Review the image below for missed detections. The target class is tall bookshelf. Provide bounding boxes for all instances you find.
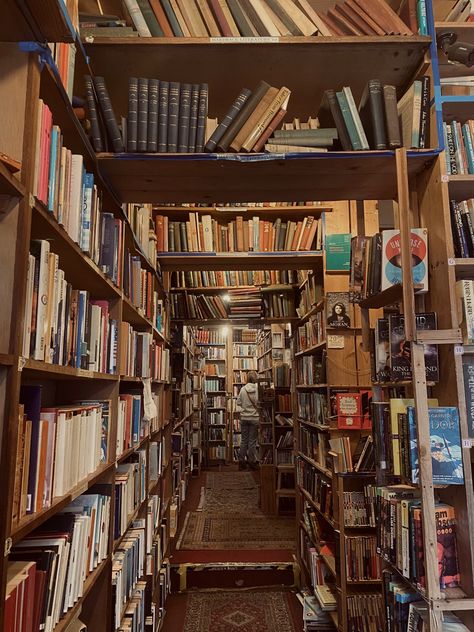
[3,0,474,629]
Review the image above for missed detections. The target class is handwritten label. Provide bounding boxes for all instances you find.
[4,537,12,557]
[463,438,473,449]
[18,356,26,372]
[455,345,464,356]
[328,335,344,349]
[29,193,35,208]
[210,36,279,43]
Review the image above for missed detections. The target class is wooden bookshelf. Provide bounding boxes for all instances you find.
[158,251,323,271]
[1,0,75,42]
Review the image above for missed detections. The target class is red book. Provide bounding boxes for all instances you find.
[149,0,175,36]
[252,108,287,153]
[208,0,233,36]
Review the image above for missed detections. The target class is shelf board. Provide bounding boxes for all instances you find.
[174,317,298,325]
[294,340,326,357]
[358,283,405,309]
[298,452,332,479]
[441,95,474,123]
[0,160,24,201]
[170,284,297,293]
[10,462,114,543]
[87,35,429,132]
[296,383,328,389]
[0,353,15,366]
[297,299,325,325]
[1,0,75,42]
[153,204,330,219]
[159,251,322,271]
[23,358,118,381]
[447,174,474,200]
[96,150,436,204]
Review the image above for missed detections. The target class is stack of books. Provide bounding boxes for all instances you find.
[170,292,228,319]
[227,287,263,319]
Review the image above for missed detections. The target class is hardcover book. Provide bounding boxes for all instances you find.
[375,318,390,382]
[462,358,474,437]
[407,406,464,486]
[326,292,351,329]
[389,312,438,382]
[325,233,351,272]
[381,228,428,292]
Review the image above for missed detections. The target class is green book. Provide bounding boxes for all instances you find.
[336,90,362,150]
[325,233,352,272]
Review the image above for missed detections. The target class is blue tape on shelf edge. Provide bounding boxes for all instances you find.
[18,41,54,71]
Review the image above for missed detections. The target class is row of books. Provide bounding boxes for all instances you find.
[117,393,147,456]
[124,203,157,265]
[233,357,256,369]
[228,288,263,319]
[24,241,118,371]
[119,323,171,379]
[343,486,376,527]
[444,119,474,175]
[297,274,323,320]
[5,492,110,632]
[296,313,326,353]
[297,459,333,518]
[382,571,470,632]
[346,594,383,632]
[296,355,326,385]
[208,445,227,459]
[82,0,421,40]
[297,393,327,425]
[373,313,439,383]
[341,535,381,581]
[204,363,225,376]
[115,451,147,538]
[274,363,291,387]
[123,252,159,321]
[150,439,167,482]
[377,488,460,590]
[206,395,226,408]
[203,346,226,359]
[170,292,227,320]
[299,427,331,472]
[233,328,258,342]
[450,199,474,259]
[349,228,429,303]
[196,329,226,344]
[234,342,257,355]
[171,268,297,288]
[372,400,464,486]
[209,427,226,440]
[263,294,296,318]
[205,377,226,392]
[112,525,146,628]
[48,41,76,99]
[15,386,108,522]
[317,78,430,153]
[276,393,292,411]
[156,213,321,252]
[208,410,226,425]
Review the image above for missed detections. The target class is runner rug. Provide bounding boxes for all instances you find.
[200,471,261,512]
[178,512,295,550]
[183,590,297,632]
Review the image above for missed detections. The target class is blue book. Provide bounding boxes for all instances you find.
[462,123,474,174]
[451,121,465,174]
[408,406,464,485]
[75,290,87,368]
[81,172,94,253]
[48,126,60,212]
[417,0,428,35]
[132,396,141,444]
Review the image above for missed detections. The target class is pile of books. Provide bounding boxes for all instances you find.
[227,287,263,319]
[79,0,420,39]
[444,119,474,175]
[170,292,228,319]
[265,119,337,153]
[157,213,321,252]
[318,78,430,151]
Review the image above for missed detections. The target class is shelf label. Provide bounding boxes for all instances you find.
[77,368,93,378]
[455,345,464,356]
[328,335,344,349]
[463,438,473,448]
[210,36,279,43]
[18,356,26,372]
[4,537,12,557]
[441,174,449,183]
[29,193,35,208]
[448,258,456,266]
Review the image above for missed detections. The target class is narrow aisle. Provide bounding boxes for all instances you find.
[162,464,302,632]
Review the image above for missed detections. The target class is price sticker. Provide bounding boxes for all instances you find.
[328,335,345,349]
[77,368,92,378]
[455,345,464,356]
[4,537,12,557]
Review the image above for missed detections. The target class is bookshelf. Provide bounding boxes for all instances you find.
[3,0,474,629]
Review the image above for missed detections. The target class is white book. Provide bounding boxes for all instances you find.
[23,254,35,358]
[48,254,60,364]
[69,154,84,244]
[57,274,66,365]
[201,214,213,251]
[123,0,151,35]
[33,239,51,361]
[343,86,369,150]
[253,216,259,252]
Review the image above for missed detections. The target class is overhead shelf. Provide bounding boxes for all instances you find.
[448,175,474,201]
[85,36,430,121]
[0,0,75,42]
[97,150,437,204]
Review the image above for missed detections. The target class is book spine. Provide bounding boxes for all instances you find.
[188,84,200,152]
[336,91,362,150]
[383,84,402,149]
[158,81,169,152]
[418,76,430,149]
[160,0,184,35]
[462,123,474,173]
[446,124,458,174]
[93,76,125,153]
[127,77,138,152]
[252,107,287,153]
[149,0,174,36]
[167,82,180,152]
[227,0,255,36]
[196,83,208,152]
[84,75,103,153]
[177,83,192,153]
[137,77,149,152]
[136,0,164,35]
[416,0,428,35]
[208,0,233,35]
[147,78,159,152]
[205,88,252,152]
[368,80,387,150]
[123,0,152,35]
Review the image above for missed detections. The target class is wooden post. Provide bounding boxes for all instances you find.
[395,148,416,342]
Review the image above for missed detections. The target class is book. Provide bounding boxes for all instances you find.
[92,76,125,152]
[389,312,439,382]
[381,228,429,292]
[326,292,351,328]
[358,79,387,150]
[325,233,351,271]
[408,406,464,486]
[205,88,252,152]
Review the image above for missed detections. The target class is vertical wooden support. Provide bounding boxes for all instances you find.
[395,148,416,341]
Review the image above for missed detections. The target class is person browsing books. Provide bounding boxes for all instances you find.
[237,370,259,471]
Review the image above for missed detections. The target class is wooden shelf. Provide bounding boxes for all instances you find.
[153,204,330,219]
[297,299,325,325]
[441,95,474,123]
[159,251,323,271]
[86,36,429,126]
[175,317,298,325]
[1,0,75,42]
[0,353,15,367]
[294,340,326,357]
[22,358,118,381]
[97,150,436,204]
[296,383,328,389]
[298,452,332,479]
[170,284,297,293]
[447,174,474,200]
[358,283,405,309]
[435,21,474,44]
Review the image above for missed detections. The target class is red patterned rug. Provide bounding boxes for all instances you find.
[183,590,297,632]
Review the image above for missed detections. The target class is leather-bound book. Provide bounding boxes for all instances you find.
[196,83,208,152]
[205,88,252,152]
[177,83,192,152]
[383,84,402,149]
[92,76,124,152]
[158,80,169,152]
[167,81,180,152]
[359,79,388,150]
[137,77,149,152]
[147,78,159,152]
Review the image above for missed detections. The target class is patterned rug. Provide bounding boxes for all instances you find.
[201,487,260,512]
[205,471,256,490]
[178,512,295,550]
[183,590,296,632]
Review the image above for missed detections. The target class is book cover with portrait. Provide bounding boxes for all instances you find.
[326,292,351,329]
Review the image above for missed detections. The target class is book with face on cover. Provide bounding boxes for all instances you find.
[326,292,351,329]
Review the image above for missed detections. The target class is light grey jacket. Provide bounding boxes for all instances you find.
[236,383,259,421]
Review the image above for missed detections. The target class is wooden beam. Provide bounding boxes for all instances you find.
[416,329,462,345]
